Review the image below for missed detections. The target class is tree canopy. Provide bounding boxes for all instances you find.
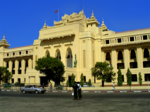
[35,55,65,84]
[91,62,116,87]
[0,67,12,84]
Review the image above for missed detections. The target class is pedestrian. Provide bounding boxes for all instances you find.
[42,83,45,88]
[72,82,78,100]
[112,82,115,91]
[77,82,82,100]
[50,83,53,90]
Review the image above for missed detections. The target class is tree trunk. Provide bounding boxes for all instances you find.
[102,80,104,87]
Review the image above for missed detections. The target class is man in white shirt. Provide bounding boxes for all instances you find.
[77,82,82,99]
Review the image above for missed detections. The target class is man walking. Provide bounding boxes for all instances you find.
[77,82,82,100]
[72,82,78,100]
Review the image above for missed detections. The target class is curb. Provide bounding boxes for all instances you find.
[1,90,150,93]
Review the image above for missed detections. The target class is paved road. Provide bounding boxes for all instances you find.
[0,92,150,112]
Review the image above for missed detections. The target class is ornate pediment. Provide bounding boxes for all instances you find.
[0,34,10,47]
[54,10,86,26]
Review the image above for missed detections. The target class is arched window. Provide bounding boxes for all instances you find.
[144,48,149,58]
[130,50,136,59]
[106,52,111,60]
[55,49,61,61]
[118,51,123,60]
[45,50,50,57]
[66,48,73,68]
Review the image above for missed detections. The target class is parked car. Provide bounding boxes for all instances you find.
[20,85,46,94]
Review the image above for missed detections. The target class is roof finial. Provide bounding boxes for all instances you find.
[91,10,95,19]
[44,21,46,26]
[102,19,104,24]
[3,34,5,39]
[43,21,47,29]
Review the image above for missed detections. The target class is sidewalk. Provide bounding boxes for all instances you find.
[1,89,150,93]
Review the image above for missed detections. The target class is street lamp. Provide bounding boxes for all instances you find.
[29,77,30,85]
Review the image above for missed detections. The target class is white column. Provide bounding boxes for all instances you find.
[111,49,117,70]
[15,60,18,75]
[9,61,12,72]
[21,59,25,74]
[124,48,130,69]
[137,47,143,68]
[29,59,32,69]
[87,38,92,69]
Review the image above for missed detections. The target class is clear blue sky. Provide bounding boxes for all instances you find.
[0,0,150,48]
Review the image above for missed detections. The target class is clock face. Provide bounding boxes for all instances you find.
[136,36,141,40]
[124,37,128,42]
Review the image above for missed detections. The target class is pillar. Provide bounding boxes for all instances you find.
[29,59,32,69]
[15,60,18,75]
[137,47,143,68]
[9,61,12,72]
[87,38,92,69]
[111,49,117,70]
[21,59,25,74]
[124,48,130,69]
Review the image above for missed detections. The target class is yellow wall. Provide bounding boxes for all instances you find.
[0,10,150,86]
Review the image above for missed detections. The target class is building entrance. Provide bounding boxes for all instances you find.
[40,77,48,86]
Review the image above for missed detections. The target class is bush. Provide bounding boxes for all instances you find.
[66,80,69,87]
[80,73,84,87]
[138,72,142,86]
[87,79,92,87]
[14,82,24,86]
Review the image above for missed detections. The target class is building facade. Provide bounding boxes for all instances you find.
[0,10,150,85]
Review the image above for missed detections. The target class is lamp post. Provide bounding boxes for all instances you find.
[147,76,149,92]
[29,77,30,85]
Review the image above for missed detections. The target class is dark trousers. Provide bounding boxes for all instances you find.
[78,89,82,98]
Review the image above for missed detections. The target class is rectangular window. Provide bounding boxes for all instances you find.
[130,37,134,41]
[143,61,150,68]
[106,40,109,44]
[25,69,26,74]
[19,52,21,55]
[12,79,14,83]
[12,70,15,74]
[145,74,150,81]
[83,50,86,68]
[18,70,21,74]
[19,61,21,68]
[25,60,28,67]
[84,76,86,83]
[117,63,124,69]
[132,74,137,81]
[118,38,121,43]
[35,55,37,66]
[130,62,137,68]
[7,53,9,56]
[122,75,124,82]
[143,35,147,40]
[13,53,15,56]
[26,51,28,54]
[18,78,21,83]
[12,61,15,68]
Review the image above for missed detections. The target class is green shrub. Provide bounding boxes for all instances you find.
[80,73,84,87]
[88,79,92,87]
[66,80,69,87]
[138,72,142,86]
